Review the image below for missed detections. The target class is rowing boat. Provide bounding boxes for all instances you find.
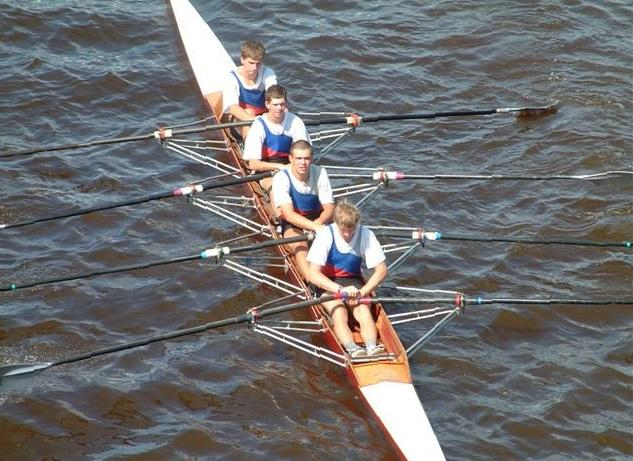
[0,3,629,458]
[169,0,445,459]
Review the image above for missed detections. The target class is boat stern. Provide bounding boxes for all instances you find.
[360,381,445,461]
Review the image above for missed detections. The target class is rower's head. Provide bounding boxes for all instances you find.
[334,201,360,242]
[240,40,265,78]
[265,85,288,119]
[289,140,312,177]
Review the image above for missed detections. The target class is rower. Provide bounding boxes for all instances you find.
[242,84,310,192]
[223,40,277,138]
[307,201,388,357]
[272,140,334,280]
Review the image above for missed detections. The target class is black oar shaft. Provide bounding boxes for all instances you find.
[3,103,556,158]
[1,294,336,378]
[401,173,620,181]
[1,231,309,293]
[1,191,169,230]
[51,311,251,367]
[1,254,199,292]
[308,104,557,127]
[362,109,496,123]
[440,233,631,248]
[228,233,310,254]
[200,170,273,189]
[1,121,252,159]
[309,110,494,126]
[375,231,631,248]
[367,296,633,306]
[1,172,273,231]
[467,298,633,305]
[3,133,154,158]
[328,171,631,181]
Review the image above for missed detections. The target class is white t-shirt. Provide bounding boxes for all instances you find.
[222,66,277,113]
[271,165,334,209]
[242,112,311,160]
[307,223,386,270]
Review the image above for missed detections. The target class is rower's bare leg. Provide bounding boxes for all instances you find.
[240,124,250,140]
[322,299,354,346]
[352,303,378,345]
[240,108,257,139]
[293,246,310,281]
[260,176,273,196]
[283,227,310,280]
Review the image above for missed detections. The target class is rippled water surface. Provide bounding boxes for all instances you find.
[1,1,631,460]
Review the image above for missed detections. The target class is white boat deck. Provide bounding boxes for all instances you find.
[361,381,445,460]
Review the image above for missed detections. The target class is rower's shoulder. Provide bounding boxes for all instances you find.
[359,224,375,239]
[311,163,326,177]
[262,65,276,78]
[272,166,291,181]
[312,223,334,244]
[284,111,305,124]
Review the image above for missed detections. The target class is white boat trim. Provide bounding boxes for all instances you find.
[170,0,235,98]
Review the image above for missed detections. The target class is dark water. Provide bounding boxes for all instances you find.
[1,1,631,460]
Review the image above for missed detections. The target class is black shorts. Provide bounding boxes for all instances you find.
[279,212,321,235]
[313,276,363,298]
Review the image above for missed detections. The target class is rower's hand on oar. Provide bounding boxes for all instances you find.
[342,285,361,306]
[345,113,361,126]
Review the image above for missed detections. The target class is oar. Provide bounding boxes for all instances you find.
[311,102,559,126]
[3,102,557,159]
[0,234,312,293]
[1,120,252,159]
[0,171,273,231]
[328,170,633,183]
[360,296,633,307]
[0,293,339,380]
[371,228,632,249]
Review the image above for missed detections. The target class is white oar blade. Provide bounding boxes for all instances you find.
[0,362,52,378]
[582,170,633,188]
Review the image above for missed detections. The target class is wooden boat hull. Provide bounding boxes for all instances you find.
[169,1,445,459]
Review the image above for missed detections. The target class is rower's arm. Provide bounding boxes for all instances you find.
[228,104,257,122]
[314,203,335,226]
[359,261,388,297]
[246,159,286,172]
[279,204,320,232]
[308,263,341,293]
